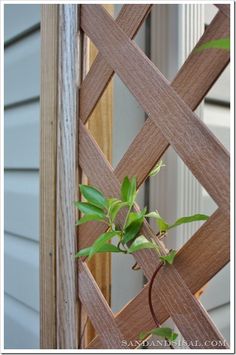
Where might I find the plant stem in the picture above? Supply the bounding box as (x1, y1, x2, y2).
(148, 262, 174, 350)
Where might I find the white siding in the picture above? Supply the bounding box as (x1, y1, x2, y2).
(4, 4, 40, 349)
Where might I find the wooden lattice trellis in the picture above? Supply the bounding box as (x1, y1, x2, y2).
(77, 4, 230, 349)
(40, 3, 230, 350)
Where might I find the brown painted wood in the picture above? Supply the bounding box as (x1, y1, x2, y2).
(56, 5, 80, 348)
(78, 122, 228, 349)
(215, 4, 230, 18)
(77, 4, 230, 349)
(81, 8, 229, 124)
(78, 261, 127, 348)
(81, 5, 229, 214)
(80, 4, 151, 122)
(79, 9, 230, 250)
(40, 5, 59, 348)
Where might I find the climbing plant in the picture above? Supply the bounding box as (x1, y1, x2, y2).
(75, 161, 209, 347)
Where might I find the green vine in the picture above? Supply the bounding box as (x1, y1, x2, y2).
(75, 161, 209, 347)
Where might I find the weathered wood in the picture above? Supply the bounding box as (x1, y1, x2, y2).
(56, 5, 80, 348)
(81, 5, 229, 214)
(78, 261, 127, 348)
(80, 4, 151, 122)
(40, 4, 58, 349)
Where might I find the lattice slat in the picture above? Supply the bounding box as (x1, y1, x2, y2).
(79, 118, 229, 348)
(78, 4, 230, 349)
(78, 260, 127, 348)
(81, 9, 229, 123)
(80, 4, 151, 121)
(88, 211, 229, 349)
(81, 4, 229, 214)
(79, 8, 230, 247)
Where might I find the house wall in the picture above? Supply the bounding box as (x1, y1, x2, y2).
(4, 5, 41, 349)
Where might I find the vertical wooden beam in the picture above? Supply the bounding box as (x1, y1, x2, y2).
(40, 4, 81, 348)
(40, 5, 59, 349)
(56, 5, 80, 348)
(83, 4, 113, 346)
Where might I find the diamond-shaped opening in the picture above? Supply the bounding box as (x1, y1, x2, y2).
(111, 184, 145, 313)
(199, 263, 230, 344)
(148, 147, 217, 252)
(84, 5, 117, 71)
(84, 6, 150, 170)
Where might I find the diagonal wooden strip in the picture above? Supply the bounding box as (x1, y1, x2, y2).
(215, 4, 230, 18)
(81, 5, 230, 214)
(79, 121, 230, 281)
(78, 260, 127, 348)
(78, 122, 229, 348)
(80, 4, 152, 122)
(79, 9, 230, 243)
(87, 209, 229, 349)
(81, 8, 229, 124)
(80, 10, 230, 234)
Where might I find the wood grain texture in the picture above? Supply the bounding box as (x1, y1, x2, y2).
(81, 5, 230, 214)
(77, 4, 230, 349)
(79, 261, 127, 348)
(79, 8, 230, 249)
(88, 209, 229, 348)
(80, 4, 151, 122)
(78, 123, 228, 349)
(56, 5, 80, 348)
(79, 9, 230, 197)
(84, 4, 113, 345)
(40, 5, 58, 348)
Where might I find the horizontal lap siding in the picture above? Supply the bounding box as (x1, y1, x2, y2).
(4, 4, 40, 349)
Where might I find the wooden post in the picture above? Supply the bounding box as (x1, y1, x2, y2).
(40, 4, 81, 348)
(40, 5, 59, 348)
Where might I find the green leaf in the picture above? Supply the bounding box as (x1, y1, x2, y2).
(126, 210, 144, 228)
(168, 214, 209, 230)
(195, 38, 230, 52)
(120, 176, 137, 205)
(155, 211, 169, 233)
(89, 231, 119, 259)
(75, 243, 121, 258)
(123, 216, 144, 244)
(160, 249, 177, 265)
(139, 327, 178, 341)
(145, 211, 160, 219)
(79, 184, 107, 209)
(149, 160, 165, 177)
(110, 201, 129, 222)
(121, 176, 131, 202)
(129, 176, 137, 204)
(76, 214, 105, 225)
(75, 202, 105, 218)
(128, 235, 155, 253)
(75, 247, 92, 258)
